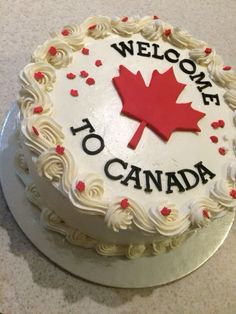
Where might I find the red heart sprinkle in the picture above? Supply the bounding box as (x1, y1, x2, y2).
(76, 181, 85, 192)
(95, 59, 102, 67)
(153, 15, 159, 20)
(32, 126, 39, 136)
(66, 72, 76, 79)
(223, 66, 232, 71)
(48, 46, 57, 56)
(164, 29, 172, 36)
(70, 89, 79, 97)
(33, 106, 43, 114)
(86, 77, 95, 85)
(55, 145, 65, 155)
(230, 189, 236, 199)
(218, 120, 225, 128)
(121, 16, 128, 22)
(205, 47, 212, 54)
(120, 198, 129, 209)
(161, 207, 171, 216)
(61, 29, 70, 36)
(210, 135, 218, 143)
(80, 70, 89, 78)
(34, 71, 44, 80)
(202, 209, 210, 219)
(218, 147, 226, 155)
(82, 47, 89, 55)
(211, 121, 219, 129)
(88, 24, 97, 30)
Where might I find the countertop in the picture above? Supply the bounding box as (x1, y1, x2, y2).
(1, 1, 236, 313)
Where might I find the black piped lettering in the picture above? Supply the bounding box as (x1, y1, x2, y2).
(104, 158, 128, 180)
(110, 40, 134, 57)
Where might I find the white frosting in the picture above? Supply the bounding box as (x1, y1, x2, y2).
(111, 17, 140, 36)
(19, 62, 56, 92)
(54, 24, 85, 50)
(21, 116, 64, 154)
(224, 88, 236, 109)
(37, 147, 77, 193)
(149, 201, 190, 236)
(165, 27, 205, 49)
(189, 47, 217, 66)
(32, 38, 73, 68)
(69, 174, 108, 215)
(210, 180, 236, 209)
(83, 16, 112, 39)
(17, 16, 236, 255)
(141, 19, 164, 41)
(17, 84, 54, 118)
(25, 183, 41, 207)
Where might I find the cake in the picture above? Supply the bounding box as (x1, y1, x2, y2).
(16, 16, 236, 259)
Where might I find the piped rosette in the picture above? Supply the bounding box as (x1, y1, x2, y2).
(141, 18, 164, 41)
(21, 116, 64, 155)
(189, 46, 217, 66)
(149, 201, 190, 237)
(37, 146, 77, 193)
(54, 24, 85, 51)
(83, 16, 112, 39)
(17, 83, 53, 118)
(19, 62, 56, 92)
(69, 174, 108, 215)
(111, 16, 140, 36)
(32, 38, 73, 68)
(163, 27, 205, 49)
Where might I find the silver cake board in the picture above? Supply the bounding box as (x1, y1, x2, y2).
(0, 103, 235, 288)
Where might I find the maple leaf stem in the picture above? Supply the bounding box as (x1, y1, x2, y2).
(128, 121, 147, 149)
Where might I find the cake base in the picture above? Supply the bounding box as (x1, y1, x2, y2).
(0, 103, 235, 288)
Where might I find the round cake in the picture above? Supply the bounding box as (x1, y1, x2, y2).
(17, 16, 236, 258)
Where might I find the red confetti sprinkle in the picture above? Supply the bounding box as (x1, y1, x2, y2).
(33, 106, 43, 114)
(153, 15, 159, 20)
(218, 147, 226, 155)
(80, 70, 89, 78)
(70, 89, 79, 97)
(32, 126, 39, 136)
(223, 66, 232, 71)
(48, 46, 57, 56)
(55, 145, 65, 155)
(210, 135, 218, 143)
(230, 189, 236, 199)
(120, 198, 129, 209)
(121, 16, 128, 22)
(218, 120, 225, 128)
(95, 59, 102, 67)
(34, 71, 44, 80)
(86, 77, 95, 85)
(88, 24, 97, 30)
(76, 181, 85, 192)
(211, 121, 219, 129)
(164, 29, 172, 37)
(205, 47, 212, 54)
(61, 29, 70, 36)
(161, 207, 171, 216)
(66, 72, 76, 79)
(202, 209, 210, 219)
(82, 47, 89, 55)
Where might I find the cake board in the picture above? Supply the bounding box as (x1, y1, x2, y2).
(0, 103, 235, 288)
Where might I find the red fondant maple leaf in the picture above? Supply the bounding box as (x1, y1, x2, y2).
(113, 65, 205, 149)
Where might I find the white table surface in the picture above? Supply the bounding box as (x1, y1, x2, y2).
(1, 1, 236, 313)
